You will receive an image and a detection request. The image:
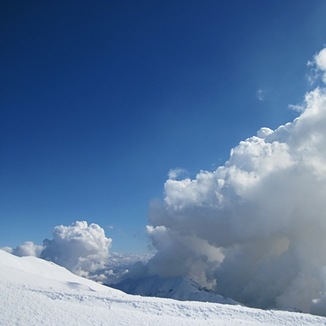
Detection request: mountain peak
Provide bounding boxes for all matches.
[111,275,237,304]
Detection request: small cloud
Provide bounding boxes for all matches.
[307,48,326,85]
[0,246,13,254]
[256,89,265,101]
[1,242,43,257]
[14,241,43,257]
[288,104,305,112]
[315,48,326,81]
[257,127,274,139]
[168,168,187,180]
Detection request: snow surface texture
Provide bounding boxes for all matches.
[1,250,326,326]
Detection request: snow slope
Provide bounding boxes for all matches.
[1,250,325,326]
[111,275,237,304]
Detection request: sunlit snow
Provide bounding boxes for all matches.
[1,250,325,326]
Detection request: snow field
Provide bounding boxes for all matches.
[1,250,325,326]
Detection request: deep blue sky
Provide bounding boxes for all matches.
[1,0,326,253]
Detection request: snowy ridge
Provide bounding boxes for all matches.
[1,250,326,326]
[111,275,237,304]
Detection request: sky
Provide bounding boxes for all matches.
[2,0,326,253]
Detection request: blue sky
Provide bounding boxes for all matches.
[1,0,326,253]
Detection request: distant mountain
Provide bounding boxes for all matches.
[111,275,237,305]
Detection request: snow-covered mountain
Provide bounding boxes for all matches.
[1,249,326,326]
[111,275,237,304]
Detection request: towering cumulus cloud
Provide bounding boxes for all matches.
[146,48,326,315]
[41,221,112,278]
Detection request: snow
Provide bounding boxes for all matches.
[111,275,237,304]
[1,250,326,326]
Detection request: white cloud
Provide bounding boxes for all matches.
[256,127,273,138]
[256,89,265,101]
[40,221,112,278]
[168,168,187,180]
[316,48,326,68]
[307,47,326,85]
[1,242,43,257]
[13,241,43,257]
[288,104,305,112]
[0,246,13,254]
[143,47,326,315]
[5,221,150,284]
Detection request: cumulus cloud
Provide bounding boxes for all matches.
[141,47,326,315]
[4,221,150,284]
[1,242,43,257]
[13,241,43,257]
[40,221,112,278]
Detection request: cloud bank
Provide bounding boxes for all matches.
[142,47,326,315]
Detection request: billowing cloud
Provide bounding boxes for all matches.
[143,48,326,315]
[1,242,43,257]
[4,221,150,284]
[40,221,112,278]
